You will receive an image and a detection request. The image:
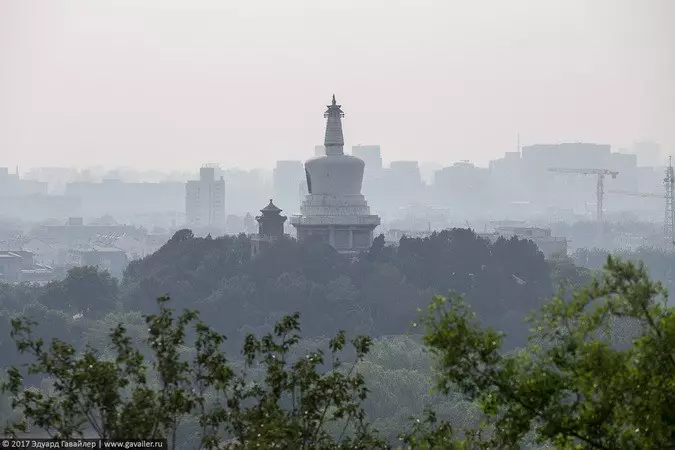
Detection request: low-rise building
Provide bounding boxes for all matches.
[0,250,56,283]
[0,252,23,282]
[22,237,59,265]
[71,247,129,279]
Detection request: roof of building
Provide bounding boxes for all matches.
[75,246,125,253]
[261,199,283,214]
[21,268,53,274]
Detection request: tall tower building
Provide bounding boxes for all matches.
[185,165,225,229]
[290,95,380,253]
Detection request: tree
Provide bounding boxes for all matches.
[548,252,593,292]
[40,266,119,315]
[404,256,675,449]
[170,229,195,243]
[114,228,557,353]
[1,296,386,449]
[0,283,42,311]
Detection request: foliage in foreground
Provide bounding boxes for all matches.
[404,256,675,449]
[1,295,386,449]
[3,256,675,449]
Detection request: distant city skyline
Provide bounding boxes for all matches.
[9,140,672,178]
[1,0,674,171]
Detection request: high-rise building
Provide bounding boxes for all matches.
[434,161,491,212]
[520,142,612,209]
[65,179,184,218]
[389,161,421,186]
[383,161,423,208]
[0,167,48,196]
[632,141,662,168]
[273,160,304,215]
[290,95,380,253]
[351,145,383,177]
[609,152,638,192]
[351,145,384,211]
[185,165,225,229]
[521,143,612,171]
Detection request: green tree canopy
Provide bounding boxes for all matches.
[404,256,675,449]
[1,296,386,449]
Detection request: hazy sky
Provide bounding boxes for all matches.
[1,0,674,171]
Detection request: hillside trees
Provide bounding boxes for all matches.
[116,228,554,351]
[548,252,594,292]
[40,266,119,316]
[0,282,41,310]
[573,247,675,304]
[405,256,675,449]
[3,254,675,448]
[122,232,251,312]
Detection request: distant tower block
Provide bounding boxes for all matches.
[290,95,380,253]
[251,199,287,258]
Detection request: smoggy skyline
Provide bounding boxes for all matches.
[1,0,674,171]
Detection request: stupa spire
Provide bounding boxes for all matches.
[324,94,345,155]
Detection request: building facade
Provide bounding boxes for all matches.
[351,145,383,178]
[290,95,380,253]
[185,166,226,229]
[65,179,184,217]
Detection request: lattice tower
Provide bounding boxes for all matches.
[664,156,675,248]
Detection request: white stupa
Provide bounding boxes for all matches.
[290,95,380,253]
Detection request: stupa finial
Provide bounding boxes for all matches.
[324,94,345,154]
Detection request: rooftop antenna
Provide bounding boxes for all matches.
[517,133,521,155]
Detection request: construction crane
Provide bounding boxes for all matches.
[547,167,619,222]
[607,190,664,199]
[605,156,675,248]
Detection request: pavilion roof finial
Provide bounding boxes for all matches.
[332,94,336,105]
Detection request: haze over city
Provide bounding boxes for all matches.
[3,2,675,448]
[2,0,674,170]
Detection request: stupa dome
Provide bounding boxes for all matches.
[303,95,366,196]
[305,154,364,196]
